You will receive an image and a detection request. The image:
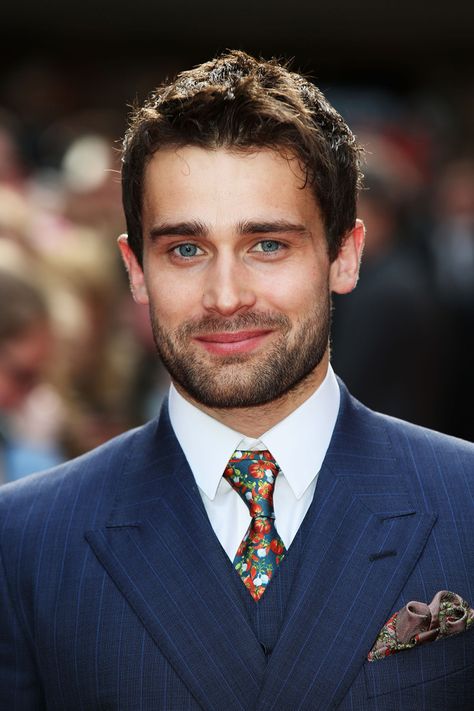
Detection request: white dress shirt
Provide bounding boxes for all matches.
[168,366,340,560]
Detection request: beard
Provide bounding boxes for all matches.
[149,291,331,409]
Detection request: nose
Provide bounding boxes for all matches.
[201,254,256,316]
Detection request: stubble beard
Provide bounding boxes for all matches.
[149,291,331,409]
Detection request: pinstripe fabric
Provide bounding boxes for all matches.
[0,382,473,710]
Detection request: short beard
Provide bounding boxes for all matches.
[149,296,331,409]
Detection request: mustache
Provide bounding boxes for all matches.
[176,311,291,338]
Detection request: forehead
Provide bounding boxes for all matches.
[141,146,320,225]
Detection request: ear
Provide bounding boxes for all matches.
[117,234,149,305]
[329,219,365,295]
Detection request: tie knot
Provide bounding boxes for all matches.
[223,449,280,520]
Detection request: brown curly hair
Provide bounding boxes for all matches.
[121,50,363,264]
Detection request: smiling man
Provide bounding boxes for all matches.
[120,146,358,425]
[1,51,473,711]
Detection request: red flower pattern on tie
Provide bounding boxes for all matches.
[223,449,287,601]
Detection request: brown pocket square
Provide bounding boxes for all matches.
[368,590,474,662]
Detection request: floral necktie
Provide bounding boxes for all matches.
[223,449,287,601]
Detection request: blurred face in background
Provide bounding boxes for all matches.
[0,323,52,410]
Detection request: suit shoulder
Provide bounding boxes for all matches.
[0,419,159,514]
[337,390,474,519]
[340,386,474,479]
[377,410,473,461]
[355,401,474,494]
[343,385,473,453]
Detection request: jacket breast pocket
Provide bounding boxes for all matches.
[364,626,474,698]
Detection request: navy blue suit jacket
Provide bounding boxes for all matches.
[1,383,473,710]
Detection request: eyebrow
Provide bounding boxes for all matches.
[149,219,308,241]
[149,221,208,240]
[238,219,308,235]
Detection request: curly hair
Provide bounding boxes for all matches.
[122,50,363,264]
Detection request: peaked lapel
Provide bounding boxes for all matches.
[257,385,437,711]
[86,405,265,711]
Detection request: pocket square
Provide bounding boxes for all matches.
[368,590,474,662]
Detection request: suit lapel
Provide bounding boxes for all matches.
[86,406,265,711]
[257,386,437,711]
[86,385,438,710]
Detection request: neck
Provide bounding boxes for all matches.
[173,353,329,438]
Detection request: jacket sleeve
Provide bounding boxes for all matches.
[0,544,46,709]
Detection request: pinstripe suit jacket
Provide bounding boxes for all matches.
[0,383,473,710]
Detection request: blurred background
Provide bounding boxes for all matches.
[0,0,473,482]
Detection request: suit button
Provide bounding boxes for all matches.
[260,643,271,657]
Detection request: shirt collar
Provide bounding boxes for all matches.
[168,365,340,501]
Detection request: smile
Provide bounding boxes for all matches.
[194,330,272,355]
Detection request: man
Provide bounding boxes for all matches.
[0,51,473,710]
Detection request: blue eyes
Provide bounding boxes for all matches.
[255,240,280,253]
[172,240,283,259]
[176,243,200,257]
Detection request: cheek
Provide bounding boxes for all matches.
[146,274,205,325]
[268,267,326,316]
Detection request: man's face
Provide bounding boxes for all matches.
[121,146,362,409]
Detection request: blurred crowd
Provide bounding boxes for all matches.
[0,67,171,484]
[0,63,472,483]
[331,88,474,442]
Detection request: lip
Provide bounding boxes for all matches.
[194,330,272,355]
